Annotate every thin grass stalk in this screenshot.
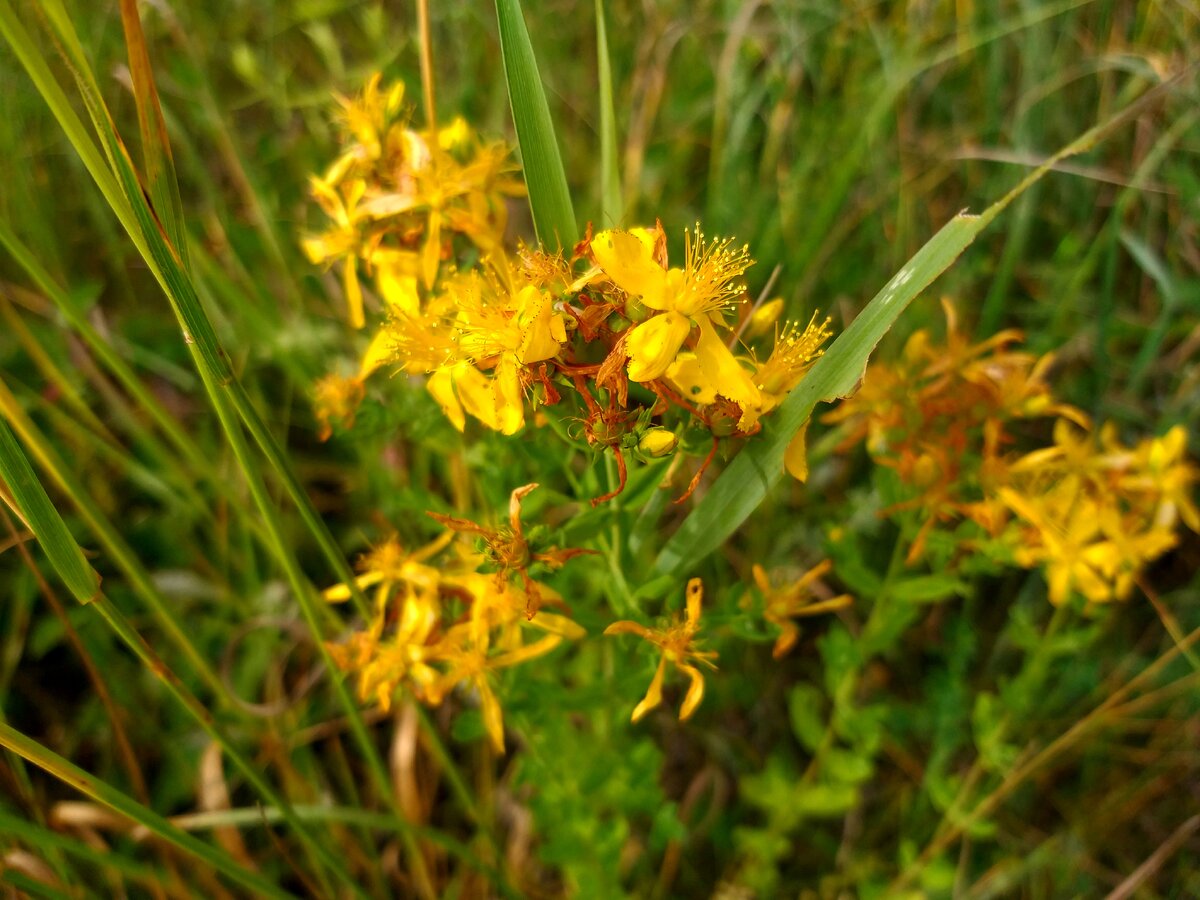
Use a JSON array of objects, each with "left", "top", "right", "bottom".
[
  {"left": 0, "top": 298, "right": 118, "bottom": 446},
  {"left": 594, "top": 0, "right": 623, "bottom": 226},
  {"left": 0, "top": 507, "right": 149, "bottom": 805},
  {"left": 0, "top": 391, "right": 361, "bottom": 893},
  {"left": 0, "top": 720, "right": 294, "bottom": 899},
  {"left": 0, "top": 377, "right": 229, "bottom": 701},
  {"left": 85, "top": 588, "right": 361, "bottom": 898},
  {"left": 0, "top": 811, "right": 164, "bottom": 886},
  {"left": 417, "top": 0, "right": 437, "bottom": 135},
  {"left": 0, "top": 223, "right": 222, "bottom": 500},
  {"left": 4, "top": 0, "right": 382, "bottom": 626},
  {"left": 203, "top": 375, "right": 436, "bottom": 899}
]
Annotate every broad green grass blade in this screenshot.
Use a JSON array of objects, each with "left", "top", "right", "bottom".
[
  {"left": 0, "top": 721, "right": 294, "bottom": 899},
  {"left": 654, "top": 90, "right": 1169, "bottom": 575},
  {"left": 0, "top": 419, "right": 99, "bottom": 604},
  {"left": 595, "top": 0, "right": 623, "bottom": 226},
  {"left": 118, "top": 0, "right": 189, "bottom": 269},
  {"left": 496, "top": 0, "right": 577, "bottom": 250}
]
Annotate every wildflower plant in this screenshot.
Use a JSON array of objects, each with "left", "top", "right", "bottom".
[{"left": 0, "top": 1, "right": 1197, "bottom": 898}]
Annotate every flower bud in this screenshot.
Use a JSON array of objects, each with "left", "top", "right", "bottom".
[
  {"left": 638, "top": 427, "right": 679, "bottom": 458},
  {"left": 744, "top": 298, "right": 784, "bottom": 339}
]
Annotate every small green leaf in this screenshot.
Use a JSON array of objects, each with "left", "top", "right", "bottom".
[
  {"left": 496, "top": 0, "right": 577, "bottom": 251},
  {"left": 891, "top": 575, "right": 970, "bottom": 604},
  {"left": 795, "top": 783, "right": 858, "bottom": 817},
  {"left": 788, "top": 684, "right": 826, "bottom": 753},
  {"left": 824, "top": 747, "right": 875, "bottom": 786}
]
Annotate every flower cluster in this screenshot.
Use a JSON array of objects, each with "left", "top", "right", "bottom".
[
  {"left": 324, "top": 484, "right": 586, "bottom": 753},
  {"left": 307, "top": 78, "right": 834, "bottom": 500},
  {"left": 303, "top": 74, "right": 524, "bottom": 436},
  {"left": 306, "top": 76, "right": 856, "bottom": 734},
  {"left": 831, "top": 300, "right": 1197, "bottom": 604},
  {"left": 374, "top": 222, "right": 831, "bottom": 502},
  {"left": 999, "top": 421, "right": 1198, "bottom": 604}
]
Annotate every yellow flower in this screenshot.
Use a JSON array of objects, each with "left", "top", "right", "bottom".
[
  {"left": 427, "top": 483, "right": 595, "bottom": 618},
  {"left": 747, "top": 561, "right": 852, "bottom": 658},
  {"left": 302, "top": 177, "right": 369, "bottom": 328},
  {"left": 421, "top": 259, "right": 567, "bottom": 434},
  {"left": 591, "top": 225, "right": 763, "bottom": 426},
  {"left": 604, "top": 579, "right": 718, "bottom": 722},
  {"left": 323, "top": 532, "right": 452, "bottom": 610},
  {"left": 753, "top": 314, "right": 833, "bottom": 404},
  {"left": 427, "top": 620, "right": 564, "bottom": 754},
  {"left": 312, "top": 373, "right": 365, "bottom": 441},
  {"left": 1116, "top": 425, "right": 1199, "bottom": 532}
]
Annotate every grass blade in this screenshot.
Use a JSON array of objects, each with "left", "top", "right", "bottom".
[
  {"left": 654, "top": 86, "right": 1173, "bottom": 575},
  {"left": 0, "top": 419, "right": 99, "bottom": 604},
  {"left": 495, "top": 0, "right": 577, "bottom": 250},
  {"left": 595, "top": 0, "right": 623, "bottom": 226},
  {"left": 118, "top": 0, "right": 189, "bottom": 269},
  {"left": 0, "top": 721, "right": 294, "bottom": 899}
]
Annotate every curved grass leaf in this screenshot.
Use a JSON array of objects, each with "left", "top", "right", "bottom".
[
  {"left": 654, "top": 87, "right": 1175, "bottom": 575},
  {"left": 496, "top": 0, "right": 577, "bottom": 251}
]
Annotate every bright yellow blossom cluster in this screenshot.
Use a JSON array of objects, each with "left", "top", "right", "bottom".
[
  {"left": 307, "top": 77, "right": 833, "bottom": 499},
  {"left": 831, "top": 300, "right": 1198, "bottom": 604},
  {"left": 304, "top": 75, "right": 524, "bottom": 436},
  {"left": 374, "top": 221, "right": 832, "bottom": 502},
  {"left": 324, "top": 484, "right": 586, "bottom": 753}
]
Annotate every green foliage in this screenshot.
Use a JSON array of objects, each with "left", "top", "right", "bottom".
[{"left": 0, "top": 0, "right": 1197, "bottom": 897}]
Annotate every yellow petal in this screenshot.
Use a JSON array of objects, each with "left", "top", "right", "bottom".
[
  {"left": 626, "top": 312, "right": 691, "bottom": 382},
  {"left": 478, "top": 678, "right": 506, "bottom": 754},
  {"left": 694, "top": 318, "right": 761, "bottom": 427},
  {"left": 453, "top": 364, "right": 504, "bottom": 432},
  {"left": 685, "top": 578, "right": 703, "bottom": 629},
  {"left": 492, "top": 355, "right": 526, "bottom": 435},
  {"left": 666, "top": 352, "right": 718, "bottom": 405},
  {"left": 427, "top": 367, "right": 466, "bottom": 431},
  {"left": 492, "top": 634, "right": 562, "bottom": 667},
  {"left": 592, "top": 229, "right": 669, "bottom": 309},
  {"left": 421, "top": 212, "right": 442, "bottom": 290},
  {"left": 784, "top": 422, "right": 810, "bottom": 482},
  {"left": 631, "top": 656, "right": 667, "bottom": 723},
  {"left": 604, "top": 620, "right": 655, "bottom": 640},
  {"left": 678, "top": 664, "right": 706, "bottom": 720},
  {"left": 360, "top": 329, "right": 394, "bottom": 379},
  {"left": 528, "top": 613, "right": 587, "bottom": 640},
  {"left": 515, "top": 285, "right": 564, "bottom": 364},
  {"left": 322, "top": 571, "right": 383, "bottom": 603},
  {"left": 342, "top": 259, "right": 365, "bottom": 329},
  {"left": 373, "top": 250, "right": 422, "bottom": 314}
]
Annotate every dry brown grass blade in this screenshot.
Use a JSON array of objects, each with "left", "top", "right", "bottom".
[
  {"left": 118, "top": 0, "right": 188, "bottom": 264},
  {"left": 198, "top": 742, "right": 257, "bottom": 871}
]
